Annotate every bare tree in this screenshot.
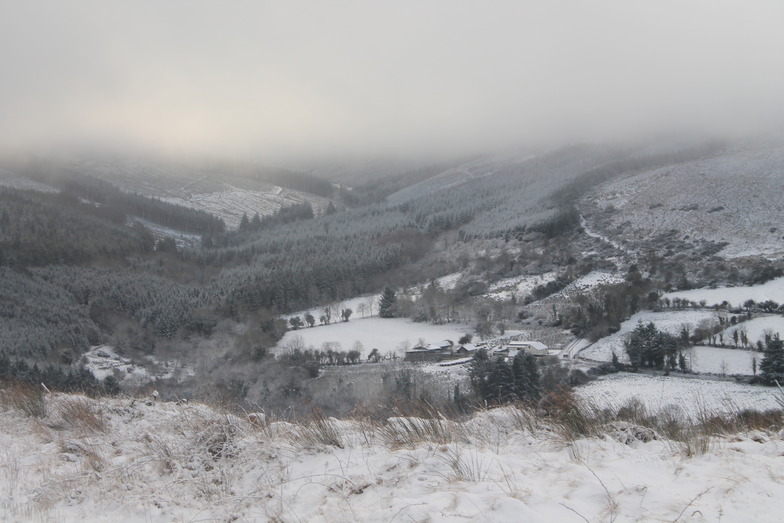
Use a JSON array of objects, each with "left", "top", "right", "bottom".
[{"left": 364, "top": 296, "right": 376, "bottom": 317}]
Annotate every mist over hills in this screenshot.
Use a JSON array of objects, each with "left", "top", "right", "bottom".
[
  {"left": 1, "top": 136, "right": 782, "bottom": 390},
  {"left": 3, "top": 2, "right": 784, "bottom": 519},
  {"left": 4, "top": 131, "right": 784, "bottom": 521}
]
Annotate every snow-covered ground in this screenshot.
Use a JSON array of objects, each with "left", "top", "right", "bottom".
[
  {"left": 664, "top": 277, "right": 784, "bottom": 309},
  {"left": 2, "top": 392, "right": 784, "bottom": 522},
  {"left": 129, "top": 217, "right": 202, "bottom": 248},
  {"left": 484, "top": 271, "right": 558, "bottom": 301},
  {"left": 580, "top": 215, "right": 627, "bottom": 252},
  {"left": 158, "top": 184, "right": 329, "bottom": 230},
  {"left": 554, "top": 271, "right": 625, "bottom": 300},
  {"left": 683, "top": 346, "right": 761, "bottom": 375},
  {"left": 276, "top": 317, "right": 473, "bottom": 358},
  {"left": 83, "top": 346, "right": 194, "bottom": 387},
  {"left": 282, "top": 295, "right": 379, "bottom": 322},
  {"left": 435, "top": 271, "right": 463, "bottom": 290},
  {"left": 719, "top": 316, "right": 784, "bottom": 346},
  {"left": 586, "top": 142, "right": 784, "bottom": 258},
  {"left": 578, "top": 372, "right": 782, "bottom": 418},
  {"left": 0, "top": 173, "right": 59, "bottom": 193}
]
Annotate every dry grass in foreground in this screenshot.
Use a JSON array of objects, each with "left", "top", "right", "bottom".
[{"left": 1, "top": 382, "right": 783, "bottom": 522}]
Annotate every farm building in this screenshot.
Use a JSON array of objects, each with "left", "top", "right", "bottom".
[
  {"left": 404, "top": 340, "right": 455, "bottom": 362},
  {"left": 503, "top": 340, "right": 549, "bottom": 356}
]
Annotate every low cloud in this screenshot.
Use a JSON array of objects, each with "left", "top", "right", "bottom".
[{"left": 1, "top": 1, "right": 783, "bottom": 160}]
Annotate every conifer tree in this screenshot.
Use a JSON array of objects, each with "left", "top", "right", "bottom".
[
  {"left": 250, "top": 212, "right": 262, "bottom": 230},
  {"left": 512, "top": 351, "right": 540, "bottom": 400},
  {"left": 469, "top": 348, "right": 492, "bottom": 400},
  {"left": 760, "top": 335, "right": 784, "bottom": 385},
  {"left": 490, "top": 356, "right": 516, "bottom": 403},
  {"left": 379, "top": 287, "right": 397, "bottom": 318},
  {"left": 239, "top": 212, "right": 250, "bottom": 231}
]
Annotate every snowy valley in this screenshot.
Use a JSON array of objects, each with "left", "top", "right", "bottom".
[{"left": 3, "top": 138, "right": 784, "bottom": 521}]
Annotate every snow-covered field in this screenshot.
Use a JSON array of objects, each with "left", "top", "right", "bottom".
[
  {"left": 579, "top": 309, "right": 716, "bottom": 361},
  {"left": 719, "top": 316, "right": 784, "bottom": 346},
  {"left": 2, "top": 392, "right": 784, "bottom": 522},
  {"left": 276, "top": 317, "right": 472, "bottom": 358},
  {"left": 684, "top": 346, "right": 761, "bottom": 375},
  {"left": 577, "top": 309, "right": 769, "bottom": 374},
  {"left": 664, "top": 277, "right": 784, "bottom": 309},
  {"left": 578, "top": 372, "right": 781, "bottom": 418}
]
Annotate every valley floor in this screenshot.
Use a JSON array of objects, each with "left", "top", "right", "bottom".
[{"left": 1, "top": 391, "right": 783, "bottom": 522}]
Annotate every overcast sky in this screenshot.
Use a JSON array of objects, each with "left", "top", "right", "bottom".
[{"left": 1, "top": 1, "right": 783, "bottom": 160}]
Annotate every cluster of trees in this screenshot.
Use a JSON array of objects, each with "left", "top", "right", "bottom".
[
  {"left": 276, "top": 346, "right": 368, "bottom": 373},
  {"left": 237, "top": 202, "right": 316, "bottom": 232},
  {"left": 404, "top": 281, "right": 459, "bottom": 324},
  {"left": 624, "top": 322, "right": 688, "bottom": 371},
  {"left": 469, "top": 349, "right": 541, "bottom": 404},
  {"left": 0, "top": 267, "right": 101, "bottom": 359},
  {"left": 287, "top": 307, "right": 354, "bottom": 329},
  {"left": 551, "top": 141, "right": 725, "bottom": 209},
  {"left": 195, "top": 204, "right": 422, "bottom": 313},
  {"left": 0, "top": 355, "right": 119, "bottom": 395},
  {"left": 0, "top": 189, "right": 155, "bottom": 266},
  {"left": 529, "top": 275, "right": 575, "bottom": 302},
  {"left": 565, "top": 273, "right": 655, "bottom": 341},
  {"left": 35, "top": 265, "right": 222, "bottom": 339}
]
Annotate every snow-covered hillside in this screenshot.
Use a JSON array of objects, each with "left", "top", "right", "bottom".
[
  {"left": 584, "top": 141, "right": 784, "bottom": 258},
  {"left": 386, "top": 155, "right": 521, "bottom": 205},
  {"left": 70, "top": 159, "right": 332, "bottom": 229},
  {"left": 158, "top": 184, "right": 328, "bottom": 230},
  {"left": 2, "top": 391, "right": 783, "bottom": 522},
  {"left": 0, "top": 171, "right": 58, "bottom": 193}
]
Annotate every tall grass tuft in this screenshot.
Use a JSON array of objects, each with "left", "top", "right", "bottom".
[
  {"left": 292, "top": 406, "right": 344, "bottom": 449},
  {"left": 542, "top": 387, "right": 602, "bottom": 441},
  {"left": 51, "top": 396, "right": 107, "bottom": 433},
  {"left": 379, "top": 400, "right": 466, "bottom": 448},
  {"left": 0, "top": 381, "right": 47, "bottom": 418}
]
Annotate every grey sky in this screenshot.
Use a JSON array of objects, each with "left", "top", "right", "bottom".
[{"left": 1, "top": 1, "right": 783, "bottom": 160}]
